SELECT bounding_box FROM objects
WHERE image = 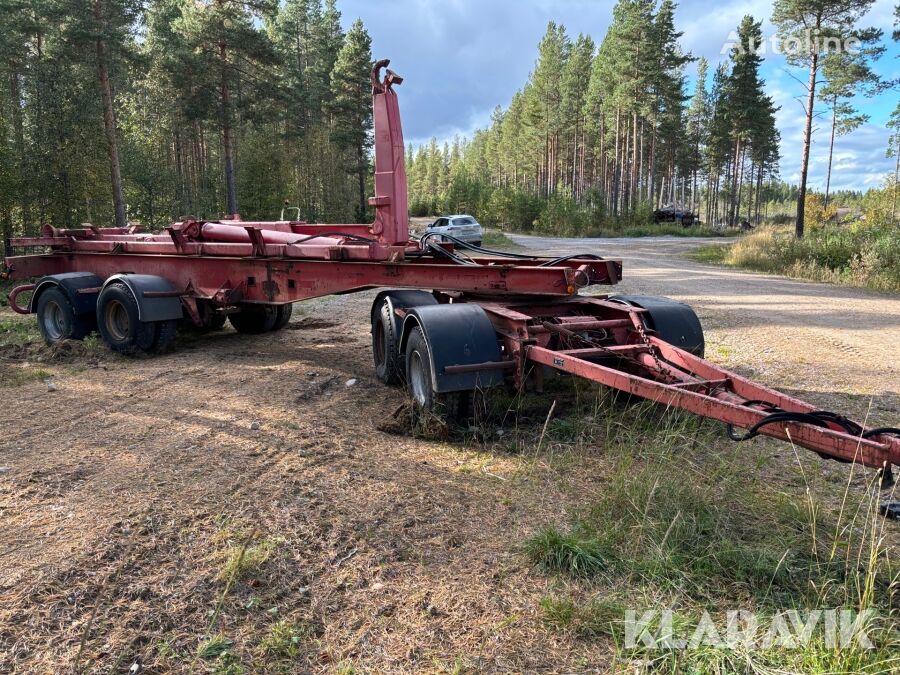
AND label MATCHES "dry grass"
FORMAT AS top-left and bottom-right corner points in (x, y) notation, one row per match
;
(693, 224), (900, 292)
